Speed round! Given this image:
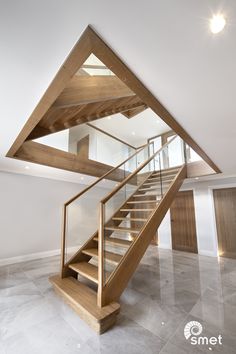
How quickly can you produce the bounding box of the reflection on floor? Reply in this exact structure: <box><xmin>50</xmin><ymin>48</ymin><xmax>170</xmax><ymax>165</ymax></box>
<box><xmin>0</xmin><ymin>247</ymin><xmax>236</xmax><ymax>353</ymax></box>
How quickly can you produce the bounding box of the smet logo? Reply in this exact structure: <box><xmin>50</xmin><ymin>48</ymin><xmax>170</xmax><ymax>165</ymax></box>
<box><xmin>184</xmin><ymin>321</ymin><xmax>222</xmax><ymax>347</ymax></box>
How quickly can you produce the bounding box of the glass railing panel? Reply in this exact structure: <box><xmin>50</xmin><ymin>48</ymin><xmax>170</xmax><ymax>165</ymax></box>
<box><xmin>102</xmin><ymin>136</ymin><xmax>185</xmax><ymax>284</ymax></box>
<box><xmin>62</xmin><ymin>143</ymin><xmax>149</xmax><ymax>268</ymax></box>
<box><xmin>161</xmin><ymin>135</ymin><xmax>185</xmax><ymax>169</ymax></box>
<box><xmin>185</xmin><ymin>143</ymin><xmax>202</xmax><ymax>163</ymax></box>
<box><xmin>64</xmin><ymin>177</ymin><xmax>123</xmax><ymax>264</ymax></box>
<box><xmin>103</xmin><ymin>159</ymin><xmax>163</xmax><ymax>284</ymax></box>
<box><xmin>68</xmin><ymin>123</ymin><xmax>136</xmax><ymax>167</ymax></box>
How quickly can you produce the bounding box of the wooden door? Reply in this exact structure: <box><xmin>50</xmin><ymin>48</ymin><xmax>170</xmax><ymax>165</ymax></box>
<box><xmin>170</xmin><ymin>190</ymin><xmax>198</xmax><ymax>253</ymax></box>
<box><xmin>213</xmin><ymin>188</ymin><xmax>236</xmax><ymax>259</ymax></box>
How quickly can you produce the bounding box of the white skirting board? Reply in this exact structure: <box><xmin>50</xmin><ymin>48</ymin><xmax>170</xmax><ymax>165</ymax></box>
<box><xmin>0</xmin><ymin>246</ymin><xmax>79</xmax><ymax>267</ymax></box>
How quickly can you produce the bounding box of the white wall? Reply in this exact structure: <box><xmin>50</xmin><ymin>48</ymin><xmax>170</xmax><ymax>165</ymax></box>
<box><xmin>0</xmin><ymin>171</ymin><xmax>112</xmax><ymax>264</ymax></box>
<box><xmin>158</xmin><ymin>176</ymin><xmax>236</xmax><ymax>257</ymax></box>
<box><xmin>35</xmin><ymin>130</ymin><xmax>69</xmax><ymax>152</ymax></box>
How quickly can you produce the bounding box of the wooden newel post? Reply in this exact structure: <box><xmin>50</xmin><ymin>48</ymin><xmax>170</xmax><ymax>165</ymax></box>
<box><xmin>97</xmin><ymin>202</ymin><xmax>105</xmax><ymax>307</ymax></box>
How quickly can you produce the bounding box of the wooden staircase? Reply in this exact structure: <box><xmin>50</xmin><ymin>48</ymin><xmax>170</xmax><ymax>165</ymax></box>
<box><xmin>50</xmin><ymin>137</ymin><xmax>187</xmax><ymax>333</ymax></box>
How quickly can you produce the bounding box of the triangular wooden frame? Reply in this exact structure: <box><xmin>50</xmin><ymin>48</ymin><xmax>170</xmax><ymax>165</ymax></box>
<box><xmin>6</xmin><ymin>25</ymin><xmax>221</xmax><ymax>173</ymax></box>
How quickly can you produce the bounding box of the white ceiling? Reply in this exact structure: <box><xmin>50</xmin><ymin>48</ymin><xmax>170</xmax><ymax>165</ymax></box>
<box><xmin>1</xmin><ymin>0</ymin><xmax>236</xmax><ymax>185</ymax></box>
<box><xmin>92</xmin><ymin>109</ymin><xmax>170</xmax><ymax>147</ymax></box>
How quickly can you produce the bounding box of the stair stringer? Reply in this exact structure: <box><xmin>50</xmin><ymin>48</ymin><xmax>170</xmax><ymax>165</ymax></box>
<box><xmin>101</xmin><ymin>164</ymin><xmax>187</xmax><ymax>306</ymax></box>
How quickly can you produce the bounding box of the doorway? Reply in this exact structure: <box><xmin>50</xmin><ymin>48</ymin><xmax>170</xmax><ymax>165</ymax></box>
<box><xmin>170</xmin><ymin>190</ymin><xmax>198</xmax><ymax>253</ymax></box>
<box><xmin>213</xmin><ymin>188</ymin><xmax>236</xmax><ymax>259</ymax></box>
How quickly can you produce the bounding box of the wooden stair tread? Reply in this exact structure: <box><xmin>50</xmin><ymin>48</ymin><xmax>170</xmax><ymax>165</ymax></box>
<box><xmin>127</xmin><ymin>200</ymin><xmax>158</xmax><ymax>204</ymax></box>
<box><xmin>94</xmin><ymin>236</ymin><xmax>132</xmax><ymax>247</ymax></box>
<box><xmin>69</xmin><ymin>262</ymin><xmax>100</xmax><ymax>284</ymax></box>
<box><xmin>152</xmin><ymin>171</ymin><xmax>178</xmax><ymax>177</ymax></box>
<box><xmin>143</xmin><ymin>181</ymin><xmax>170</xmax><ymax>186</ymax></box>
<box><xmin>49</xmin><ymin>275</ymin><xmax>120</xmax><ymax>333</ymax></box>
<box><xmin>112</xmin><ymin>217</ymin><xmax>147</xmax><ymax>222</ymax></box>
<box><xmin>138</xmin><ymin>186</ymin><xmax>166</xmax><ymax>192</ymax></box>
<box><xmin>120</xmin><ymin>208</ymin><xmax>154</xmax><ymax>212</ymax></box>
<box><xmin>147</xmin><ymin>176</ymin><xmax>174</xmax><ymax>182</ymax></box>
<box><xmin>145</xmin><ymin>178</ymin><xmax>173</xmax><ymax>184</ymax></box>
<box><xmin>105</xmin><ymin>226</ymin><xmax>140</xmax><ymax>234</ymax></box>
<box><xmin>133</xmin><ymin>194</ymin><xmax>161</xmax><ymax>198</ymax></box>
<box><xmin>82</xmin><ymin>248</ymin><xmax>122</xmax><ymax>265</ymax></box>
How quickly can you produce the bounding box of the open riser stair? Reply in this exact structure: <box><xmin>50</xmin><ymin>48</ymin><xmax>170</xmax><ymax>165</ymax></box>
<box><xmin>50</xmin><ymin>136</ymin><xmax>187</xmax><ymax>333</ymax></box>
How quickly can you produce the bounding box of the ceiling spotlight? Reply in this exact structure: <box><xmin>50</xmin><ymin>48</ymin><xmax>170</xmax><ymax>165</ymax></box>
<box><xmin>210</xmin><ymin>14</ymin><xmax>226</xmax><ymax>34</ymax></box>
<box><xmin>80</xmin><ymin>176</ymin><xmax>84</xmax><ymax>180</ymax></box>
<box><xmin>132</xmin><ymin>131</ymin><xmax>136</xmax><ymax>136</ymax></box>
<box><xmin>25</xmin><ymin>166</ymin><xmax>30</xmax><ymax>170</ymax></box>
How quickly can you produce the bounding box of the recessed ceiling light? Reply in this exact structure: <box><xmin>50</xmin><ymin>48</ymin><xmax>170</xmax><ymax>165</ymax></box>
<box><xmin>107</xmin><ymin>117</ymin><xmax>111</xmax><ymax>120</ymax></box>
<box><xmin>132</xmin><ymin>131</ymin><xmax>136</xmax><ymax>136</ymax></box>
<box><xmin>25</xmin><ymin>166</ymin><xmax>30</xmax><ymax>170</ymax></box>
<box><xmin>195</xmin><ymin>177</ymin><xmax>199</xmax><ymax>180</ymax></box>
<box><xmin>80</xmin><ymin>176</ymin><xmax>84</xmax><ymax>180</ymax></box>
<box><xmin>210</xmin><ymin>14</ymin><xmax>226</xmax><ymax>34</ymax></box>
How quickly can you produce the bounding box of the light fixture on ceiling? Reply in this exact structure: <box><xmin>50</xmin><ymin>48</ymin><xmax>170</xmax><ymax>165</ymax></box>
<box><xmin>131</xmin><ymin>131</ymin><xmax>136</xmax><ymax>136</ymax></box>
<box><xmin>80</xmin><ymin>176</ymin><xmax>84</xmax><ymax>180</ymax></box>
<box><xmin>210</xmin><ymin>14</ymin><xmax>226</xmax><ymax>34</ymax></box>
<box><xmin>107</xmin><ymin>116</ymin><xmax>111</xmax><ymax>120</ymax></box>
<box><xmin>25</xmin><ymin>166</ymin><xmax>30</xmax><ymax>170</ymax></box>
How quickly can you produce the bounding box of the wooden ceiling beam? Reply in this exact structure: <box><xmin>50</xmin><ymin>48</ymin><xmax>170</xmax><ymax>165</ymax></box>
<box><xmin>15</xmin><ymin>140</ymin><xmax>127</xmax><ymax>181</ymax></box>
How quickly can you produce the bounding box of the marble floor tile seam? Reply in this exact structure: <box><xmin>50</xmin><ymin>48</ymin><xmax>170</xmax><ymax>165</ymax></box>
<box><xmin>159</xmin><ymin>311</ymin><xmax>190</xmax><ymax>345</ymax></box>
<box><xmin>117</xmin><ymin>312</ymin><xmax>166</xmax><ymax>345</ymax></box>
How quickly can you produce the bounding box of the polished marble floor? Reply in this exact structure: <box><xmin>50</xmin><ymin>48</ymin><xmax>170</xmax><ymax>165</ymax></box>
<box><xmin>0</xmin><ymin>247</ymin><xmax>236</xmax><ymax>353</ymax></box>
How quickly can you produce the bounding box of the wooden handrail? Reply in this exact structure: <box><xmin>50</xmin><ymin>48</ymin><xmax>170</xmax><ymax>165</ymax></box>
<box><xmin>86</xmin><ymin>123</ymin><xmax>137</xmax><ymax>150</ymax></box>
<box><xmin>64</xmin><ymin>142</ymin><xmax>149</xmax><ymax>206</ymax></box>
<box><xmin>100</xmin><ymin>135</ymin><xmax>178</xmax><ymax>204</ymax></box>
